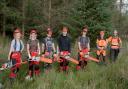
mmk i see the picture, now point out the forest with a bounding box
[0,0,128,89]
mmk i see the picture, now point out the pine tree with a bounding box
[62,0,115,45]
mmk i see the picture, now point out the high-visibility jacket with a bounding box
[96,39,107,48]
[108,36,122,49]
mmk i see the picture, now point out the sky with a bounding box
[117,0,128,13]
[117,0,128,3]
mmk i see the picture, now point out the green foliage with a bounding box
[62,0,115,45]
[0,36,128,89]
[1,45,128,89]
[0,0,116,44]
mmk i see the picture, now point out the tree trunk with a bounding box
[22,0,27,38]
[2,0,6,37]
[62,0,67,21]
[48,0,52,27]
[2,14,6,37]
[118,0,123,31]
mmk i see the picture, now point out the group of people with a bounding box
[96,30,122,63]
[7,25,122,80]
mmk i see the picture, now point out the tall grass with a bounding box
[0,36,10,60]
[0,38,128,89]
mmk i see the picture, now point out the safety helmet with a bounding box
[82,28,88,32]
[82,25,88,32]
[47,27,52,32]
[30,29,37,34]
[13,28,22,34]
[113,30,118,34]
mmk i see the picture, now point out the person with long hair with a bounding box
[25,29,40,80]
[8,28,24,79]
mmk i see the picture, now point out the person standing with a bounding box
[96,31,107,63]
[76,26,90,70]
[8,28,24,79]
[42,27,56,72]
[108,30,122,62]
[57,26,71,71]
[26,29,40,80]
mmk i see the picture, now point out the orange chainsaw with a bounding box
[54,51,79,64]
[80,49,99,62]
[0,61,27,71]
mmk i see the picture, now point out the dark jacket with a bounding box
[58,34,71,52]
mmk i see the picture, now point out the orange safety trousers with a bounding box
[96,49,106,56]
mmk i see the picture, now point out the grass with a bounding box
[3,58,128,89]
[0,37,128,89]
